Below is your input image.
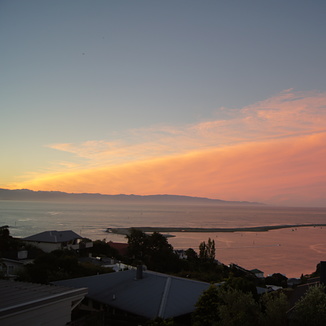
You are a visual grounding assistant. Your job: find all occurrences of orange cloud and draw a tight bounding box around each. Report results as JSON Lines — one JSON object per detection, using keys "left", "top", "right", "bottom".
{"left": 8, "top": 90, "right": 326, "bottom": 206}
{"left": 13, "top": 131, "right": 326, "bottom": 207}
{"left": 46, "top": 90, "right": 326, "bottom": 166}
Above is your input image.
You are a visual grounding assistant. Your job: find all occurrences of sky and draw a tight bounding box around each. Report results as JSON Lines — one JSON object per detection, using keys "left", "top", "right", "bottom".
{"left": 1, "top": 0, "right": 326, "bottom": 207}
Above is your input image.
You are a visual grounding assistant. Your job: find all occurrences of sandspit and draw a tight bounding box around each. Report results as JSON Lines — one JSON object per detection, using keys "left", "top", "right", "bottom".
{"left": 106, "top": 223, "right": 326, "bottom": 236}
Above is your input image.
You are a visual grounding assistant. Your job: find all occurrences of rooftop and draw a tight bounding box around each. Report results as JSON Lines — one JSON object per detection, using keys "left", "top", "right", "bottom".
{"left": 23, "top": 230, "right": 83, "bottom": 243}
{"left": 0, "top": 279, "right": 87, "bottom": 317}
{"left": 54, "top": 269, "right": 210, "bottom": 319}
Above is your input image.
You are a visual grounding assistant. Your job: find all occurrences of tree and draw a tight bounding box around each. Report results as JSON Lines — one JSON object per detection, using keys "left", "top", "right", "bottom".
{"left": 148, "top": 232, "right": 173, "bottom": 254}
{"left": 18, "top": 249, "right": 113, "bottom": 283}
{"left": 126, "top": 228, "right": 149, "bottom": 260}
{"left": 265, "top": 273, "right": 288, "bottom": 288}
{"left": 193, "top": 285, "right": 260, "bottom": 326}
{"left": 224, "top": 276, "right": 257, "bottom": 297}
{"left": 290, "top": 284, "right": 326, "bottom": 326}
{"left": 146, "top": 317, "right": 175, "bottom": 326}
{"left": 199, "top": 238, "right": 215, "bottom": 262}
{"left": 0, "top": 225, "right": 22, "bottom": 253}
{"left": 92, "top": 239, "right": 120, "bottom": 259}
{"left": 259, "top": 291, "right": 289, "bottom": 326}
{"left": 193, "top": 284, "right": 221, "bottom": 326}
{"left": 217, "top": 287, "right": 260, "bottom": 326}
{"left": 185, "top": 248, "right": 198, "bottom": 261}
{"left": 126, "top": 229, "right": 180, "bottom": 272}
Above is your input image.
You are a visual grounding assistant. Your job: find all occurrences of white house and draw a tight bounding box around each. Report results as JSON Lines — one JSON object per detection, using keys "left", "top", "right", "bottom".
{"left": 23, "top": 230, "right": 93, "bottom": 253}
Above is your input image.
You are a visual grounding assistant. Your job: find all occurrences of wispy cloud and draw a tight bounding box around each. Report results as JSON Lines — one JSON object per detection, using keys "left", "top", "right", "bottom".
{"left": 10, "top": 90, "right": 326, "bottom": 206}
{"left": 47, "top": 90, "right": 326, "bottom": 165}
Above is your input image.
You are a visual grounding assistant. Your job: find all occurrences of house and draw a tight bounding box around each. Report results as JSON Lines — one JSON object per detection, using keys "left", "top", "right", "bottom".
{"left": 79, "top": 255, "right": 133, "bottom": 272}
{"left": 250, "top": 268, "right": 264, "bottom": 278}
{"left": 287, "top": 278, "right": 301, "bottom": 287}
{"left": 174, "top": 249, "right": 188, "bottom": 259}
{"left": 107, "top": 241, "right": 129, "bottom": 256}
{"left": 0, "top": 279, "right": 87, "bottom": 326}
{"left": 0, "top": 257, "right": 32, "bottom": 279}
{"left": 53, "top": 267, "right": 211, "bottom": 322}
{"left": 23, "top": 230, "right": 93, "bottom": 253}
{"left": 0, "top": 249, "right": 40, "bottom": 279}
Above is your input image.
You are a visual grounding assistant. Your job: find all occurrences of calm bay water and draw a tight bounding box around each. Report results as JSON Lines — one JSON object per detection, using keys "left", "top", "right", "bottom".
{"left": 1, "top": 200, "right": 326, "bottom": 278}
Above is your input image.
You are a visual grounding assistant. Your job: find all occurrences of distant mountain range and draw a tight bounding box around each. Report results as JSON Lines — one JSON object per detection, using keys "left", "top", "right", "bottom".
{"left": 0, "top": 188, "right": 263, "bottom": 206}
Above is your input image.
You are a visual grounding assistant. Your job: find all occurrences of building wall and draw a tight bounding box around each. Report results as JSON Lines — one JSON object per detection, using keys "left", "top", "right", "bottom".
{"left": 25, "top": 241, "right": 61, "bottom": 253}
{"left": 1, "top": 260, "right": 24, "bottom": 277}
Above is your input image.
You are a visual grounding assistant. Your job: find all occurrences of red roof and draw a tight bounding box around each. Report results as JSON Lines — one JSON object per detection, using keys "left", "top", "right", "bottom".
{"left": 108, "top": 241, "right": 129, "bottom": 256}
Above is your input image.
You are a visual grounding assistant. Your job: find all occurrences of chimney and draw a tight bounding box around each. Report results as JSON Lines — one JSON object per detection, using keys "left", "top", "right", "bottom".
{"left": 320, "top": 261, "right": 326, "bottom": 285}
{"left": 18, "top": 250, "right": 28, "bottom": 260}
{"left": 136, "top": 265, "right": 143, "bottom": 280}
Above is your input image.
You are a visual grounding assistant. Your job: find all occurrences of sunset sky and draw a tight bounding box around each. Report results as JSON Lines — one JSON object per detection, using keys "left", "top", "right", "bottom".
{"left": 1, "top": 1, "right": 326, "bottom": 207}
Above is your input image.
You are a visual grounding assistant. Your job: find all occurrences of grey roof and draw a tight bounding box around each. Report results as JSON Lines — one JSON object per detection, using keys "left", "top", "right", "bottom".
{"left": 54, "top": 269, "right": 210, "bottom": 319}
{"left": 250, "top": 268, "right": 264, "bottom": 274}
{"left": 0, "top": 279, "right": 87, "bottom": 317}
{"left": 23, "top": 230, "right": 83, "bottom": 243}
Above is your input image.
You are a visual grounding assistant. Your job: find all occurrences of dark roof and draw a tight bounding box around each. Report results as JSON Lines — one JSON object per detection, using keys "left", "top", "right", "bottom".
{"left": 250, "top": 269, "right": 264, "bottom": 274}
{"left": 108, "top": 241, "right": 129, "bottom": 256}
{"left": 288, "top": 279, "right": 320, "bottom": 309}
{"left": 23, "top": 230, "right": 83, "bottom": 243}
{"left": 0, "top": 280, "right": 87, "bottom": 317}
{"left": 54, "top": 269, "right": 210, "bottom": 319}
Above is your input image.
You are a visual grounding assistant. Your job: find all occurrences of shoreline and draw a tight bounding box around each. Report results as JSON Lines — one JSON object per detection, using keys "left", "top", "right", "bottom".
{"left": 106, "top": 223, "right": 326, "bottom": 236}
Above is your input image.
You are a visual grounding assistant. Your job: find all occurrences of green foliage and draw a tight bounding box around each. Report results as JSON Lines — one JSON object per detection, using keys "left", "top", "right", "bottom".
{"left": 193, "top": 284, "right": 221, "bottom": 326}
{"left": 0, "top": 226, "right": 23, "bottom": 253}
{"left": 146, "top": 317, "right": 175, "bottom": 326}
{"left": 199, "top": 238, "right": 215, "bottom": 262}
{"left": 185, "top": 248, "right": 198, "bottom": 261}
{"left": 126, "top": 229, "right": 180, "bottom": 272}
{"left": 193, "top": 285, "right": 260, "bottom": 326}
{"left": 265, "top": 273, "right": 288, "bottom": 288}
{"left": 217, "top": 287, "right": 261, "bottom": 326}
{"left": 224, "top": 276, "right": 258, "bottom": 297}
{"left": 290, "top": 284, "right": 326, "bottom": 326}
{"left": 127, "top": 228, "right": 149, "bottom": 260}
{"left": 259, "top": 291, "right": 289, "bottom": 326}
{"left": 18, "top": 249, "right": 113, "bottom": 283}
{"left": 92, "top": 239, "right": 120, "bottom": 258}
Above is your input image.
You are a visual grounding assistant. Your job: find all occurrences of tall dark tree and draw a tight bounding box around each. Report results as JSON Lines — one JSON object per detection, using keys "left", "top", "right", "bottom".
{"left": 126, "top": 229, "right": 179, "bottom": 272}
{"left": 91, "top": 240, "right": 120, "bottom": 259}
{"left": 199, "top": 237, "right": 215, "bottom": 261}
{"left": 126, "top": 228, "right": 149, "bottom": 260}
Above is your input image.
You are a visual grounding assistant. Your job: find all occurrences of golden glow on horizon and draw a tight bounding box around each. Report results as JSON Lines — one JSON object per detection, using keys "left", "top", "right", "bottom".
{"left": 5, "top": 90, "right": 326, "bottom": 206}
{"left": 9, "top": 132, "right": 326, "bottom": 207}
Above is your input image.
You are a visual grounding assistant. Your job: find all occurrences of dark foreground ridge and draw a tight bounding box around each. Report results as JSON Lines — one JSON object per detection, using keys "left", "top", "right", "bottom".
{"left": 107, "top": 223, "right": 326, "bottom": 235}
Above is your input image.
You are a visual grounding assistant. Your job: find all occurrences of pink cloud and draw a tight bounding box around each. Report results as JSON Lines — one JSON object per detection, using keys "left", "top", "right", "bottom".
{"left": 14, "top": 131, "right": 326, "bottom": 207}
{"left": 8, "top": 90, "right": 326, "bottom": 206}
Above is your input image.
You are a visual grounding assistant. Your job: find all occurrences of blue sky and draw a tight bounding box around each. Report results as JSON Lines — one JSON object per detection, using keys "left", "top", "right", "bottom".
{"left": 1, "top": 1, "right": 326, "bottom": 206}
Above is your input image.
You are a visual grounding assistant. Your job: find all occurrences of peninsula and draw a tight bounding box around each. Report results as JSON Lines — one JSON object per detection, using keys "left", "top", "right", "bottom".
{"left": 107, "top": 224, "right": 326, "bottom": 236}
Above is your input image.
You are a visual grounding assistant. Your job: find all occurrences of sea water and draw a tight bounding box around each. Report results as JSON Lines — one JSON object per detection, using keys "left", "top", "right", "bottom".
{"left": 1, "top": 200, "right": 326, "bottom": 278}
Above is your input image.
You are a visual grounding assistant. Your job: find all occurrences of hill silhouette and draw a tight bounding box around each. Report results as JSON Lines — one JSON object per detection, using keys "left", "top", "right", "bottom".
{"left": 0, "top": 188, "right": 263, "bottom": 205}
